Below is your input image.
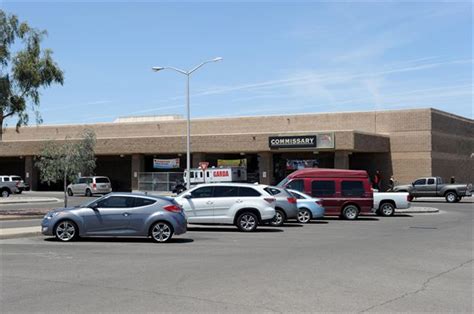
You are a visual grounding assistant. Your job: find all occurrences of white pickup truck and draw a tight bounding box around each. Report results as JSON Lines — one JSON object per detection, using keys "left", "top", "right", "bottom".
{"left": 373, "top": 192, "right": 411, "bottom": 216}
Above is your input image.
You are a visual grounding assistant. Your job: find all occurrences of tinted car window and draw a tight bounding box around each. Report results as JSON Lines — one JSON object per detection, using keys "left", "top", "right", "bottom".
{"left": 427, "top": 178, "right": 435, "bottom": 185}
{"left": 414, "top": 179, "right": 426, "bottom": 185}
{"left": 287, "top": 179, "right": 304, "bottom": 192}
{"left": 134, "top": 197, "right": 156, "bottom": 207}
{"left": 190, "top": 187, "right": 214, "bottom": 198}
{"left": 213, "top": 186, "right": 239, "bottom": 197}
{"left": 77, "top": 178, "right": 86, "bottom": 184}
{"left": 311, "top": 180, "right": 336, "bottom": 196}
{"left": 98, "top": 196, "right": 134, "bottom": 208}
{"left": 341, "top": 181, "right": 365, "bottom": 197}
{"left": 10, "top": 176, "right": 22, "bottom": 181}
{"left": 238, "top": 187, "right": 261, "bottom": 197}
{"left": 3, "top": 177, "right": 10, "bottom": 182}
{"left": 95, "top": 178, "right": 110, "bottom": 183}
{"left": 290, "top": 191, "right": 305, "bottom": 199}
{"left": 264, "top": 187, "right": 282, "bottom": 196}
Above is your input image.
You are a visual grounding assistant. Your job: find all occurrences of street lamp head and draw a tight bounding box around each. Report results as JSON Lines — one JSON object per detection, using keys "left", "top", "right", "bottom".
{"left": 152, "top": 67, "right": 165, "bottom": 72}
{"left": 212, "top": 57, "right": 223, "bottom": 62}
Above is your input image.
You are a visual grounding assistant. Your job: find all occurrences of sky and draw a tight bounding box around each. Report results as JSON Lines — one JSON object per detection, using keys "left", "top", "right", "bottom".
{"left": 2, "top": 0, "right": 473, "bottom": 126}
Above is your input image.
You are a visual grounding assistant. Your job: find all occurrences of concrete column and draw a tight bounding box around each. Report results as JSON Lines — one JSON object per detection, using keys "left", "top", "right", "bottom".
{"left": 192, "top": 153, "right": 206, "bottom": 168}
{"left": 24, "top": 156, "right": 38, "bottom": 191}
{"left": 334, "top": 151, "right": 350, "bottom": 169}
{"left": 131, "top": 154, "right": 145, "bottom": 191}
{"left": 258, "top": 152, "right": 274, "bottom": 185}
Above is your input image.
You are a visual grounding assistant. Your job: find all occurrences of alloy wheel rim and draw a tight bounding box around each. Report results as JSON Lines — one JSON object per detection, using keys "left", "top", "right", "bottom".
{"left": 152, "top": 223, "right": 171, "bottom": 242}
{"left": 298, "top": 210, "right": 310, "bottom": 223}
{"left": 346, "top": 207, "right": 357, "bottom": 219}
{"left": 272, "top": 212, "right": 283, "bottom": 225}
{"left": 1, "top": 191, "right": 8, "bottom": 197}
{"left": 447, "top": 194, "right": 455, "bottom": 202}
{"left": 56, "top": 222, "right": 75, "bottom": 241}
{"left": 382, "top": 204, "right": 393, "bottom": 215}
{"left": 240, "top": 214, "right": 256, "bottom": 230}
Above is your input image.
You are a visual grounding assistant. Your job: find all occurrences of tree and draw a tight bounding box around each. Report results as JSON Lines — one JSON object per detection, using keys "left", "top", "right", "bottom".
{"left": 0, "top": 10, "right": 64, "bottom": 141}
{"left": 35, "top": 129, "right": 96, "bottom": 207}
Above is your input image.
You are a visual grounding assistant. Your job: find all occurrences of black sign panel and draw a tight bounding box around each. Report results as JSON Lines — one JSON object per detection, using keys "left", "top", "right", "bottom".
{"left": 269, "top": 135, "right": 317, "bottom": 149}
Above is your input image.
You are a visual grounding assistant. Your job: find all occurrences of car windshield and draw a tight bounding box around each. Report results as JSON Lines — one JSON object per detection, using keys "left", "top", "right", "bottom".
{"left": 276, "top": 177, "right": 289, "bottom": 187}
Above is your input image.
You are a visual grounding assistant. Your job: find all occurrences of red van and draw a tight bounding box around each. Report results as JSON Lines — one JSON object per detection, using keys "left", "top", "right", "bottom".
{"left": 277, "top": 168, "right": 373, "bottom": 220}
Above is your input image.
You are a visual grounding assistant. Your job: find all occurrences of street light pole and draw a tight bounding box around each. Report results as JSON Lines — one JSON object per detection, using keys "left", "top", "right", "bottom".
{"left": 152, "top": 57, "right": 222, "bottom": 190}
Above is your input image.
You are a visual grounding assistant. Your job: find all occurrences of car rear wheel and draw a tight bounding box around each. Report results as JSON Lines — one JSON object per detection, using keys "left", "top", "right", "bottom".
{"left": 54, "top": 220, "right": 79, "bottom": 242}
{"left": 297, "top": 208, "right": 312, "bottom": 223}
{"left": 85, "top": 189, "right": 92, "bottom": 197}
{"left": 1, "top": 189, "right": 10, "bottom": 198}
{"left": 150, "top": 221, "right": 173, "bottom": 243}
{"left": 236, "top": 212, "right": 258, "bottom": 232}
{"left": 270, "top": 209, "right": 286, "bottom": 227}
{"left": 67, "top": 189, "right": 73, "bottom": 196}
{"left": 341, "top": 205, "right": 359, "bottom": 220}
{"left": 379, "top": 202, "right": 395, "bottom": 217}
{"left": 445, "top": 192, "right": 458, "bottom": 203}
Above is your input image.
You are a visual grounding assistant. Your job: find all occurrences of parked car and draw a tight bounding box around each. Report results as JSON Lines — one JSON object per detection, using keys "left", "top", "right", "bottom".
{"left": 277, "top": 168, "right": 373, "bottom": 220}
{"left": 0, "top": 176, "right": 20, "bottom": 197}
{"left": 174, "top": 183, "right": 276, "bottom": 232}
{"left": 393, "top": 177, "right": 472, "bottom": 203}
{"left": 8, "top": 175, "right": 28, "bottom": 193}
{"left": 67, "top": 176, "right": 112, "bottom": 196}
{"left": 262, "top": 186, "right": 298, "bottom": 226}
{"left": 373, "top": 192, "right": 411, "bottom": 216}
{"left": 41, "top": 192, "right": 186, "bottom": 243}
{"left": 288, "top": 189, "right": 325, "bottom": 223}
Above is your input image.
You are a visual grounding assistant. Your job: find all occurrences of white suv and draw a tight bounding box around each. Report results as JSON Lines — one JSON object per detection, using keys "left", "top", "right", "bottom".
{"left": 175, "top": 183, "right": 276, "bottom": 232}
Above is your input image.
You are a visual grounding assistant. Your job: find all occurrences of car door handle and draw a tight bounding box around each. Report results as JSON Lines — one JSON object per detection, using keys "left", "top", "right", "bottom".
{"left": 123, "top": 212, "right": 130, "bottom": 217}
{"left": 206, "top": 201, "right": 214, "bottom": 205}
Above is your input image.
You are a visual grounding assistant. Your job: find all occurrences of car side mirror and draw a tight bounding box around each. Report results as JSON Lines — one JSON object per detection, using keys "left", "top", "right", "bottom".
{"left": 89, "top": 204, "right": 99, "bottom": 210}
{"left": 183, "top": 194, "right": 192, "bottom": 199}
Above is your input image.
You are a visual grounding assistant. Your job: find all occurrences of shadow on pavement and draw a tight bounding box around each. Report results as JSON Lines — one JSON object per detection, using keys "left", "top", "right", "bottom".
{"left": 320, "top": 217, "right": 380, "bottom": 221}
{"left": 44, "top": 237, "right": 194, "bottom": 244}
{"left": 187, "top": 227, "right": 283, "bottom": 233}
{"left": 305, "top": 220, "right": 329, "bottom": 224}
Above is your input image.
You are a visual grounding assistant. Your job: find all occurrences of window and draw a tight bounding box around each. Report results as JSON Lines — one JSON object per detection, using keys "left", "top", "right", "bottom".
{"left": 190, "top": 187, "right": 213, "bottom": 198}
{"left": 341, "top": 181, "right": 365, "bottom": 197}
{"left": 238, "top": 187, "right": 261, "bottom": 197}
{"left": 311, "top": 181, "right": 336, "bottom": 196}
{"left": 413, "top": 179, "right": 426, "bottom": 185}
{"left": 290, "top": 191, "right": 305, "bottom": 199}
{"left": 287, "top": 179, "right": 304, "bottom": 192}
{"left": 10, "top": 176, "right": 22, "bottom": 181}
{"left": 264, "top": 187, "right": 282, "bottom": 196}
{"left": 427, "top": 178, "right": 435, "bottom": 185}
{"left": 213, "top": 186, "right": 239, "bottom": 197}
{"left": 98, "top": 196, "right": 134, "bottom": 208}
{"left": 78, "top": 178, "right": 86, "bottom": 184}
{"left": 134, "top": 198, "right": 156, "bottom": 207}
{"left": 95, "top": 178, "right": 110, "bottom": 183}
{"left": 3, "top": 177, "right": 10, "bottom": 182}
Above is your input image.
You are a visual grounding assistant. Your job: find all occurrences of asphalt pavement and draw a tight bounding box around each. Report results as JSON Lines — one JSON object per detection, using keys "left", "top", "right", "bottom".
{"left": 1, "top": 201, "right": 472, "bottom": 313}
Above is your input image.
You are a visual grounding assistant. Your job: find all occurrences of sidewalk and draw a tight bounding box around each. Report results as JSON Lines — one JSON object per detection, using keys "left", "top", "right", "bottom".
{"left": 0, "top": 196, "right": 60, "bottom": 205}
{"left": 396, "top": 206, "right": 439, "bottom": 213}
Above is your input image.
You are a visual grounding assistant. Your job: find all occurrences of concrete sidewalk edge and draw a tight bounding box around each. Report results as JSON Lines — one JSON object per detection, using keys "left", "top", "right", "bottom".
{"left": 396, "top": 207, "right": 439, "bottom": 213}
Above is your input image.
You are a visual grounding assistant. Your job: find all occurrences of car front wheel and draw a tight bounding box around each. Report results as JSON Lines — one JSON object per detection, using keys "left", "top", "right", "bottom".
{"left": 341, "top": 205, "right": 359, "bottom": 220}
{"left": 54, "top": 220, "right": 79, "bottom": 242}
{"left": 236, "top": 212, "right": 258, "bottom": 232}
{"left": 85, "top": 189, "right": 92, "bottom": 197}
{"left": 1, "top": 189, "right": 10, "bottom": 198}
{"left": 297, "top": 208, "right": 312, "bottom": 223}
{"left": 270, "top": 209, "right": 286, "bottom": 227}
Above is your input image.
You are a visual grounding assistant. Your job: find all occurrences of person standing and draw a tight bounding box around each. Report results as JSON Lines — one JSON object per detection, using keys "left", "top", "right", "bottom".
{"left": 389, "top": 175, "right": 395, "bottom": 191}
{"left": 373, "top": 170, "right": 381, "bottom": 191}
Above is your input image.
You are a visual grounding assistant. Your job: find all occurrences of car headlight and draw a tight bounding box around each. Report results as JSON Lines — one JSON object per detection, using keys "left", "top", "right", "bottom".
{"left": 44, "top": 212, "right": 60, "bottom": 220}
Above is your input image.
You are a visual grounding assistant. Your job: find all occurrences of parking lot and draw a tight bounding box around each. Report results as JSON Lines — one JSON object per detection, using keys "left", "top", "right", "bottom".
{"left": 1, "top": 200, "right": 472, "bottom": 313}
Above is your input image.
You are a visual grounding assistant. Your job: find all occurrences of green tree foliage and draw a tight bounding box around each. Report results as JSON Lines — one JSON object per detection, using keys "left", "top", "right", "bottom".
{"left": 0, "top": 10, "right": 64, "bottom": 140}
{"left": 36, "top": 130, "right": 96, "bottom": 207}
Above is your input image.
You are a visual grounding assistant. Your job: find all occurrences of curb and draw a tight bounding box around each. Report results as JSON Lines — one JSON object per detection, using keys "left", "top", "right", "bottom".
{"left": 0, "top": 231, "right": 42, "bottom": 240}
{"left": 0, "top": 198, "right": 60, "bottom": 205}
{"left": 396, "top": 207, "right": 439, "bottom": 214}
{"left": 0, "top": 215, "right": 44, "bottom": 221}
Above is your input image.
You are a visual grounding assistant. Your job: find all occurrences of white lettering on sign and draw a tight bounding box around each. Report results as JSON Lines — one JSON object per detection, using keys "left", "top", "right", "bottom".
{"left": 269, "top": 136, "right": 317, "bottom": 148}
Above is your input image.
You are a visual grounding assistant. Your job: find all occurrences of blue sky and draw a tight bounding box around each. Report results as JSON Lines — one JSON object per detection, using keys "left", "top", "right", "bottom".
{"left": 2, "top": 0, "right": 473, "bottom": 125}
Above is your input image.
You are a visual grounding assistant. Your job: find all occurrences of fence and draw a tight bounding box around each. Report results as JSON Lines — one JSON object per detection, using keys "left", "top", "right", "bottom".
{"left": 137, "top": 172, "right": 184, "bottom": 192}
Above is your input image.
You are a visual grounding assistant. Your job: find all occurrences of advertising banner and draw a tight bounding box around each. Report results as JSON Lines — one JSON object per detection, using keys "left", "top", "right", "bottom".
{"left": 153, "top": 158, "right": 180, "bottom": 169}
{"left": 217, "top": 159, "right": 247, "bottom": 167}
{"left": 286, "top": 159, "right": 319, "bottom": 170}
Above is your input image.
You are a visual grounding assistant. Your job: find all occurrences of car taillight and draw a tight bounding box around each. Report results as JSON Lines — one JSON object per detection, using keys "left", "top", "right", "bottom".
{"left": 15, "top": 181, "right": 20, "bottom": 187}
{"left": 287, "top": 197, "right": 297, "bottom": 204}
{"left": 407, "top": 195, "right": 412, "bottom": 202}
{"left": 93, "top": 183, "right": 97, "bottom": 189}
{"left": 164, "top": 204, "right": 182, "bottom": 213}
{"left": 315, "top": 201, "right": 322, "bottom": 206}
{"left": 264, "top": 197, "right": 275, "bottom": 203}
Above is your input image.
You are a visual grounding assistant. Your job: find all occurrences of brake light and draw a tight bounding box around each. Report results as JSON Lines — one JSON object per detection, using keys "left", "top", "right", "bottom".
{"left": 163, "top": 204, "right": 182, "bottom": 213}
{"left": 93, "top": 183, "right": 97, "bottom": 190}
{"left": 287, "top": 197, "right": 297, "bottom": 204}
{"left": 264, "top": 197, "right": 275, "bottom": 203}
{"left": 407, "top": 195, "right": 412, "bottom": 202}
{"left": 15, "top": 181, "right": 20, "bottom": 187}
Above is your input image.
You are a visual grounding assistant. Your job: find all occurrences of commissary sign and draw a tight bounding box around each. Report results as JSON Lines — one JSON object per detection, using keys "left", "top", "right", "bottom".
{"left": 269, "top": 135, "right": 317, "bottom": 149}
